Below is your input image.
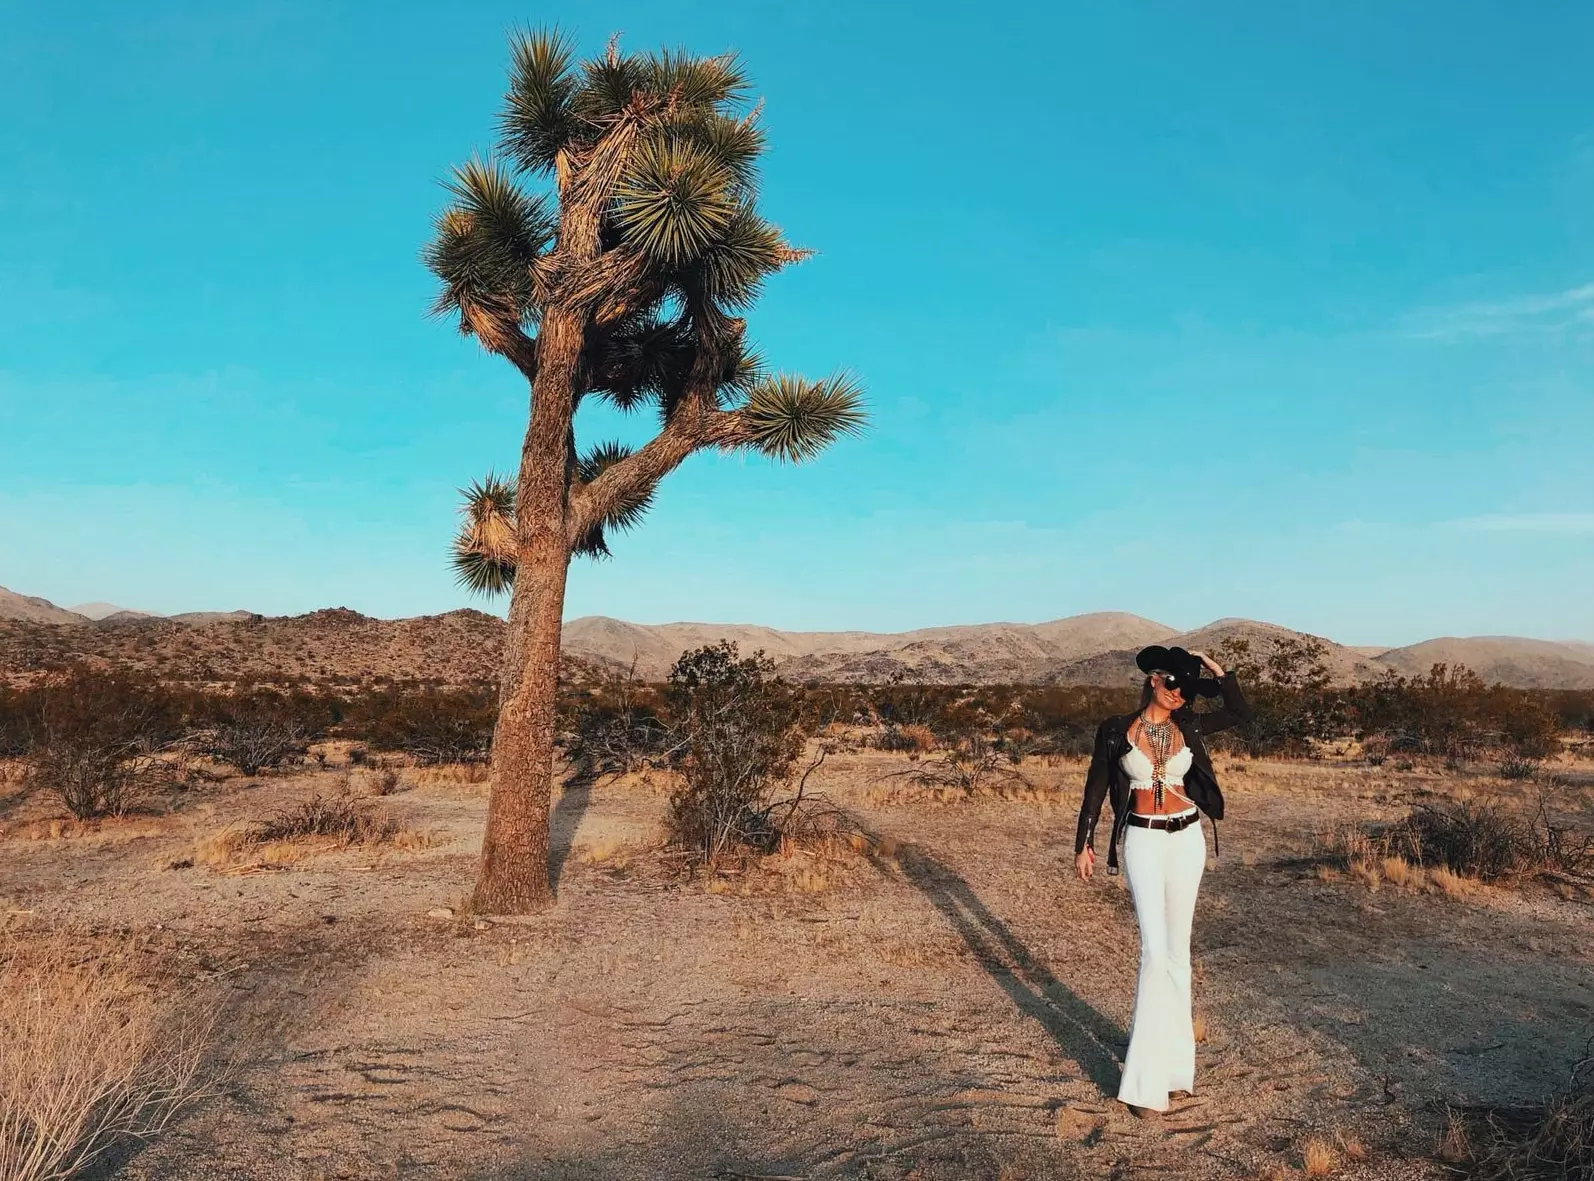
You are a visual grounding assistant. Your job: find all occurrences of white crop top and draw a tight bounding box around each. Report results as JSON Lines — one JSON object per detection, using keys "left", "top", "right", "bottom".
{"left": 1119, "top": 743, "right": 1193, "bottom": 789}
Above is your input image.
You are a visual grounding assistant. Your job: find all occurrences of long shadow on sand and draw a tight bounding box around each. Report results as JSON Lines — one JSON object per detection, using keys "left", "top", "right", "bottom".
{"left": 548, "top": 764, "right": 598, "bottom": 894}
{"left": 890, "top": 844, "right": 1126, "bottom": 1096}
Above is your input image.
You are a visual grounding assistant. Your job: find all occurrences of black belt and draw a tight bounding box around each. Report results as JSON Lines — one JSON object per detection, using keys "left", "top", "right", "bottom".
{"left": 1127, "top": 811, "right": 1200, "bottom": 833}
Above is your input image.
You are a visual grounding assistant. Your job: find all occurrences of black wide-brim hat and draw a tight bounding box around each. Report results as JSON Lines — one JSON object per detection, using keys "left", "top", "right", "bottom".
{"left": 1135, "top": 645, "right": 1223, "bottom": 699}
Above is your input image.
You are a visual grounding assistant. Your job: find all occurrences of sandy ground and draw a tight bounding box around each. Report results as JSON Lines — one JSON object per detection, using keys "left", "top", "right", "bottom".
{"left": 2, "top": 749, "right": 1592, "bottom": 1181}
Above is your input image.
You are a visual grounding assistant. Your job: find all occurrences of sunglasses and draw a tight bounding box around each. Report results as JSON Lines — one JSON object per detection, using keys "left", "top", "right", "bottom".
{"left": 1150, "top": 670, "right": 1188, "bottom": 693}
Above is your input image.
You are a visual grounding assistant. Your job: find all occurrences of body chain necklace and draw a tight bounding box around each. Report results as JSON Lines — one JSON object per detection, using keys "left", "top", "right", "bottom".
{"left": 1137, "top": 716, "right": 1177, "bottom": 809}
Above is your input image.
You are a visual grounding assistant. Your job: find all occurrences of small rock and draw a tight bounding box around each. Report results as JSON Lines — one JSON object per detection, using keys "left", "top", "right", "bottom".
{"left": 473, "top": 919, "right": 490, "bottom": 931}
{"left": 775, "top": 1081, "right": 821, "bottom": 1106}
{"left": 1055, "top": 1106, "right": 1106, "bottom": 1141}
{"left": 426, "top": 907, "right": 454, "bottom": 920}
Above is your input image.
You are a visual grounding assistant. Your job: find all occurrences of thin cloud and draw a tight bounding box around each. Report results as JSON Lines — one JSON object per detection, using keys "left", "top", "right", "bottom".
{"left": 1440, "top": 512, "right": 1594, "bottom": 536}
{"left": 1404, "top": 283, "right": 1594, "bottom": 340}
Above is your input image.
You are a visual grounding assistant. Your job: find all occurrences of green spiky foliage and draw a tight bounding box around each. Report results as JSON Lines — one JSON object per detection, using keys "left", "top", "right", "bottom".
{"left": 450, "top": 473, "right": 518, "bottom": 595}
{"left": 427, "top": 28, "right": 866, "bottom": 595}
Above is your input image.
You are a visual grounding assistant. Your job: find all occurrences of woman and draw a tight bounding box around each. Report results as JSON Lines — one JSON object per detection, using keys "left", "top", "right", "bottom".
{"left": 1074, "top": 644, "right": 1251, "bottom": 1118}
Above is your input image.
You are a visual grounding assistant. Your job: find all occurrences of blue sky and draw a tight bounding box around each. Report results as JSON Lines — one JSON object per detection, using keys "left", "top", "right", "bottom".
{"left": 2, "top": 0, "right": 1591, "bottom": 646}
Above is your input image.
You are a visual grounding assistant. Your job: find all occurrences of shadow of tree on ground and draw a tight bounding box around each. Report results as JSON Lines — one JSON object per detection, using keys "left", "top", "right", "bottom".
{"left": 888, "top": 843, "right": 1126, "bottom": 1097}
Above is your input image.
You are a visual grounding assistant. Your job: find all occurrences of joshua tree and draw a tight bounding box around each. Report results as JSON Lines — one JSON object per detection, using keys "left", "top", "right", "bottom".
{"left": 426, "top": 30, "right": 865, "bottom": 913}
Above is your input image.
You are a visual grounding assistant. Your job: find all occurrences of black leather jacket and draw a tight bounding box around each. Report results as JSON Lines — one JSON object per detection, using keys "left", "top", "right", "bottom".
{"left": 1074, "top": 673, "right": 1252, "bottom": 873}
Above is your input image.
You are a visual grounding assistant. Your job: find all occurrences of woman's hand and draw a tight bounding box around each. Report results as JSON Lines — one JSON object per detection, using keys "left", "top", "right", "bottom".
{"left": 1075, "top": 847, "right": 1095, "bottom": 881}
{"left": 1190, "top": 650, "right": 1226, "bottom": 678}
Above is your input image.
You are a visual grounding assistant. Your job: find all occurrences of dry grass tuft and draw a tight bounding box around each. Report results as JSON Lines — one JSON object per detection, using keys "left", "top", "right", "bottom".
{"left": 1381, "top": 855, "right": 1425, "bottom": 890}
{"left": 575, "top": 836, "right": 634, "bottom": 867}
{"left": 1301, "top": 1136, "right": 1337, "bottom": 1176}
{"left": 193, "top": 824, "right": 257, "bottom": 867}
{"left": 1430, "top": 866, "right": 1477, "bottom": 898}
{"left": 409, "top": 762, "right": 490, "bottom": 791}
{"left": 194, "top": 792, "right": 426, "bottom": 867}
{"left": 1193, "top": 1013, "right": 1208, "bottom": 1044}
{"left": 370, "top": 768, "right": 402, "bottom": 796}
{"left": 0, "top": 940, "right": 209, "bottom": 1181}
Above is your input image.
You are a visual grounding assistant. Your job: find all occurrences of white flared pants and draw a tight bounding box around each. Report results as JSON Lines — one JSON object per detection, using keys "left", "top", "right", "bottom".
{"left": 1117, "top": 811, "right": 1206, "bottom": 1111}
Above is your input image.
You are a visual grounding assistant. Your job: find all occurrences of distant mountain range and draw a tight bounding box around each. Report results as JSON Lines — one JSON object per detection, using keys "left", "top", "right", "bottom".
{"left": 2, "top": 585, "right": 1592, "bottom": 689}
{"left": 560, "top": 614, "right": 1594, "bottom": 689}
{"left": 0, "top": 588, "right": 256, "bottom": 629}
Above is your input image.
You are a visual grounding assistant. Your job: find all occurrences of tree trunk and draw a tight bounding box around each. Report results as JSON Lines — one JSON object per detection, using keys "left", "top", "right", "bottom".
{"left": 471, "top": 306, "right": 582, "bottom": 915}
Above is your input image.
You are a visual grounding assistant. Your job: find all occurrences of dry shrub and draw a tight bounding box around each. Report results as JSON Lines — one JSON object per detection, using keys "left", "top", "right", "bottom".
{"left": 1437, "top": 1108, "right": 1473, "bottom": 1165}
{"left": 1498, "top": 752, "right": 1542, "bottom": 782}
{"left": 1382, "top": 855, "right": 1425, "bottom": 891}
{"left": 344, "top": 686, "right": 494, "bottom": 765}
{"left": 0, "top": 941, "right": 208, "bottom": 1181}
{"left": 256, "top": 792, "right": 398, "bottom": 845}
{"left": 1302, "top": 1136, "right": 1337, "bottom": 1176}
{"left": 410, "top": 761, "right": 490, "bottom": 789}
{"left": 874, "top": 724, "right": 936, "bottom": 754}
{"left": 200, "top": 717, "right": 308, "bottom": 777}
{"left": 196, "top": 793, "right": 417, "bottom": 866}
{"left": 23, "top": 740, "right": 172, "bottom": 821}
{"left": 193, "top": 824, "right": 258, "bottom": 867}
{"left": 1443, "top": 1049, "right": 1594, "bottom": 1180}
{"left": 892, "top": 733, "right": 1029, "bottom": 795}
{"left": 662, "top": 643, "right": 815, "bottom": 865}
{"left": 1388, "top": 801, "right": 1530, "bottom": 881}
{"left": 1336, "top": 793, "right": 1593, "bottom": 891}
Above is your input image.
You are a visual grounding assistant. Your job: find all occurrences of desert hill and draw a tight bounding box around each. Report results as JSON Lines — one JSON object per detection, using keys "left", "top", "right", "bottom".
{"left": 68, "top": 601, "right": 155, "bottom": 621}
{"left": 570, "top": 611, "right": 1178, "bottom": 684}
{"left": 0, "top": 601, "right": 505, "bottom": 686}
{"left": 1034, "top": 618, "right": 1392, "bottom": 688}
{"left": 2, "top": 585, "right": 1591, "bottom": 688}
{"left": 0, "top": 587, "right": 90, "bottom": 626}
{"left": 1375, "top": 635, "right": 1594, "bottom": 690}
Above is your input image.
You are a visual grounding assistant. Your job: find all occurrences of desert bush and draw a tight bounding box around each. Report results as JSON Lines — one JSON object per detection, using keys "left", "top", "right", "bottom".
{"left": 255, "top": 792, "right": 399, "bottom": 846}
{"left": 7, "top": 669, "right": 201, "bottom": 816}
{"left": 1548, "top": 690, "right": 1594, "bottom": 736}
{"left": 1343, "top": 793, "right": 1592, "bottom": 886}
{"left": 1384, "top": 800, "right": 1531, "bottom": 882}
{"left": 1213, "top": 636, "right": 1344, "bottom": 756}
{"left": 900, "top": 732, "right": 1030, "bottom": 795}
{"left": 1348, "top": 664, "right": 1566, "bottom": 767}
{"left": 12, "top": 669, "right": 186, "bottom": 755}
{"left": 201, "top": 717, "right": 308, "bottom": 776}
{"left": 344, "top": 687, "right": 494, "bottom": 765}
{"left": 1442, "top": 1043, "right": 1594, "bottom": 1181}
{"left": 22, "top": 739, "right": 170, "bottom": 820}
{"left": 1498, "top": 752, "right": 1542, "bottom": 781}
{"left": 562, "top": 672, "right": 673, "bottom": 774}
{"left": 1528, "top": 788, "right": 1594, "bottom": 879}
{"left": 0, "top": 686, "right": 26, "bottom": 759}
{"left": 870, "top": 674, "right": 951, "bottom": 729}
{"left": 0, "top": 940, "right": 208, "bottom": 1181}
{"left": 873, "top": 724, "right": 935, "bottom": 753}
{"left": 663, "top": 643, "right": 811, "bottom": 864}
